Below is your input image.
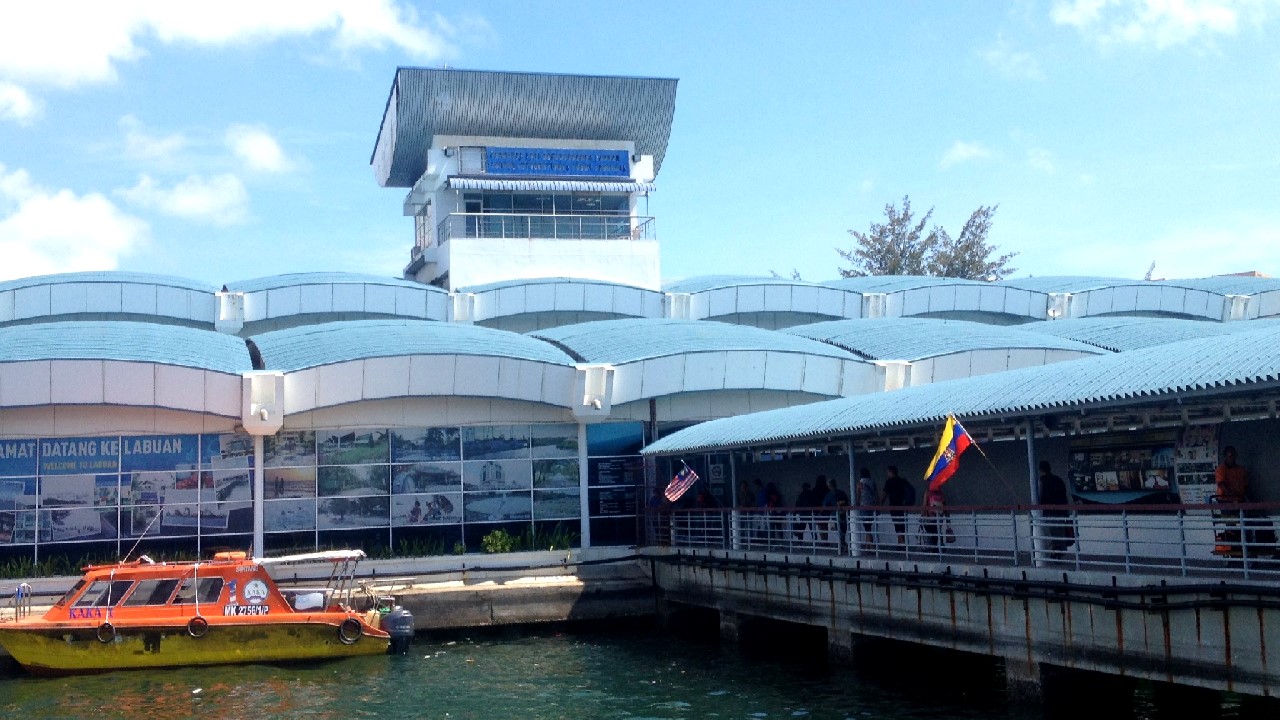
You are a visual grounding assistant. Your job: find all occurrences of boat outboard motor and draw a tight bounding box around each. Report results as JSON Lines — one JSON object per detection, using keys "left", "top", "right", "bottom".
{"left": 384, "top": 605, "right": 415, "bottom": 655}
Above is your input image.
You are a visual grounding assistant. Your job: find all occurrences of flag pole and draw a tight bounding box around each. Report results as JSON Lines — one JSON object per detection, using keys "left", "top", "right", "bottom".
{"left": 963, "top": 428, "right": 1022, "bottom": 501}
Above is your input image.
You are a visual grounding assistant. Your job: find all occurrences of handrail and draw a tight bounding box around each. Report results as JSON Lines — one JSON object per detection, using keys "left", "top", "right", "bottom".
{"left": 646, "top": 502, "right": 1280, "bottom": 582}
{"left": 436, "top": 212, "right": 655, "bottom": 243}
{"left": 5, "top": 582, "right": 32, "bottom": 621}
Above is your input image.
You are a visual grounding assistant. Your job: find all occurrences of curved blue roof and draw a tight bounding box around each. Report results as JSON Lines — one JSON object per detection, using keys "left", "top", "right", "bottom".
{"left": 226, "top": 272, "right": 445, "bottom": 294}
{"left": 994, "top": 276, "right": 1134, "bottom": 293}
{"left": 822, "top": 275, "right": 987, "bottom": 293}
{"left": 530, "top": 319, "right": 864, "bottom": 365}
{"left": 251, "top": 319, "right": 575, "bottom": 371}
{"left": 1013, "top": 316, "right": 1237, "bottom": 352}
{"left": 662, "top": 275, "right": 828, "bottom": 293}
{"left": 1152, "top": 276, "right": 1280, "bottom": 295}
{"left": 458, "top": 276, "right": 658, "bottom": 294}
{"left": 643, "top": 323, "right": 1280, "bottom": 454}
{"left": 0, "top": 271, "right": 216, "bottom": 293}
{"left": 0, "top": 321, "right": 251, "bottom": 374}
{"left": 787, "top": 318, "right": 1105, "bottom": 361}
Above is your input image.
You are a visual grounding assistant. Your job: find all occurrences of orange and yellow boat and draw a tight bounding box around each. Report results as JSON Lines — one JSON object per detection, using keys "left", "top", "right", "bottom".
{"left": 0, "top": 550, "right": 393, "bottom": 675}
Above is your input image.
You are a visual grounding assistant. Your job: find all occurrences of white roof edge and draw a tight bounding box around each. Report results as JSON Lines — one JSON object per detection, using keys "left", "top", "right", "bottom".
{"left": 256, "top": 550, "right": 367, "bottom": 565}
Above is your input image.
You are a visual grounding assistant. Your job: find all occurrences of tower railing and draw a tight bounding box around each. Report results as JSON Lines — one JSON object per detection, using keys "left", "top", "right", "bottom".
{"left": 437, "top": 213, "right": 655, "bottom": 243}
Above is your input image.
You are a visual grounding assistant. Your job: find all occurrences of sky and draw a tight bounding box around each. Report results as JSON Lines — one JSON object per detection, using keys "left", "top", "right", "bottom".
{"left": 1, "top": 0, "right": 1278, "bottom": 288}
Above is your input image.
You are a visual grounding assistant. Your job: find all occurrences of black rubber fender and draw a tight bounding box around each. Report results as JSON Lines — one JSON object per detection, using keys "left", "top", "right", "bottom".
{"left": 96, "top": 622, "right": 116, "bottom": 643}
{"left": 338, "top": 617, "right": 362, "bottom": 645}
{"left": 187, "top": 616, "right": 209, "bottom": 638}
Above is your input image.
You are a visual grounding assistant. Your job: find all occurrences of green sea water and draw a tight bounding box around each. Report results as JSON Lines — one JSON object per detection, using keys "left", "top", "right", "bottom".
{"left": 0, "top": 626, "right": 1256, "bottom": 720}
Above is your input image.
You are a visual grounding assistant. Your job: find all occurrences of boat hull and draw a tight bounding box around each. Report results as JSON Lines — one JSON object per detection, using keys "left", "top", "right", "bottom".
{"left": 0, "top": 618, "right": 389, "bottom": 675}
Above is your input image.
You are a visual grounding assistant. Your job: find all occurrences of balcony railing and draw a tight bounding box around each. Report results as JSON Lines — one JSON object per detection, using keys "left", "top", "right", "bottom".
{"left": 437, "top": 213, "right": 655, "bottom": 243}
{"left": 646, "top": 502, "right": 1280, "bottom": 582}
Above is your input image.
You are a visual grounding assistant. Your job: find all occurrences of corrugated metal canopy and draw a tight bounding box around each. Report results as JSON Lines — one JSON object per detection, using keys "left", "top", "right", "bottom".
{"left": 252, "top": 319, "right": 575, "bottom": 371}
{"left": 457, "top": 276, "right": 658, "bottom": 294}
{"left": 995, "top": 276, "right": 1134, "bottom": 294}
{"left": 0, "top": 321, "right": 251, "bottom": 374}
{"left": 448, "top": 178, "right": 656, "bottom": 193}
{"left": 530, "top": 318, "right": 866, "bottom": 365}
{"left": 642, "top": 322, "right": 1280, "bottom": 455}
{"left": 1012, "top": 316, "right": 1238, "bottom": 352}
{"left": 374, "top": 67, "right": 678, "bottom": 188}
{"left": 1152, "top": 276, "right": 1280, "bottom": 295}
{"left": 787, "top": 318, "right": 1107, "bottom": 361}
{"left": 226, "top": 273, "right": 446, "bottom": 295}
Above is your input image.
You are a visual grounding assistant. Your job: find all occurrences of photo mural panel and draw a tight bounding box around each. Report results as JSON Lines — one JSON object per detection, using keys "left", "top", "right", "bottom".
{"left": 462, "top": 425, "right": 530, "bottom": 461}
{"left": 265, "top": 498, "right": 317, "bottom": 532}
{"left": 533, "top": 488, "right": 580, "bottom": 520}
{"left": 530, "top": 424, "right": 577, "bottom": 458}
{"left": 264, "top": 431, "right": 317, "bottom": 467}
{"left": 202, "top": 501, "right": 253, "bottom": 534}
{"left": 464, "top": 490, "right": 533, "bottom": 523}
{"left": 0, "top": 479, "right": 35, "bottom": 544}
{"left": 318, "top": 428, "right": 390, "bottom": 466}
{"left": 265, "top": 466, "right": 317, "bottom": 500}
{"left": 586, "top": 422, "right": 645, "bottom": 457}
{"left": 318, "top": 465, "right": 390, "bottom": 497}
{"left": 392, "top": 492, "right": 461, "bottom": 526}
{"left": 39, "top": 507, "right": 118, "bottom": 543}
{"left": 201, "top": 433, "right": 254, "bottom": 470}
{"left": 533, "top": 459, "right": 579, "bottom": 489}
{"left": 392, "top": 462, "right": 462, "bottom": 495}
{"left": 391, "top": 427, "right": 461, "bottom": 463}
{"left": 463, "top": 459, "right": 533, "bottom": 492}
{"left": 318, "top": 496, "right": 390, "bottom": 530}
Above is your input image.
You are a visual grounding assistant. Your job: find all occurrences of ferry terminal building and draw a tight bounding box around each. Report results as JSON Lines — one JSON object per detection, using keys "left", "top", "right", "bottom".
{"left": 1, "top": 67, "right": 1279, "bottom": 567}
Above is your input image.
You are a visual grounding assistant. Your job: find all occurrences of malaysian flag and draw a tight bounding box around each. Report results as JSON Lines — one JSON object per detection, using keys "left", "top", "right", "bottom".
{"left": 664, "top": 463, "right": 699, "bottom": 502}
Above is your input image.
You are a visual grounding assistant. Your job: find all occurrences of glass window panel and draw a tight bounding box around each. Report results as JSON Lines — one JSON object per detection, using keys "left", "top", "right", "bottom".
{"left": 201, "top": 468, "right": 252, "bottom": 504}
{"left": 463, "top": 459, "right": 532, "bottom": 492}
{"left": 571, "top": 195, "right": 602, "bottom": 213}
{"left": 589, "top": 486, "right": 640, "bottom": 517}
{"left": 158, "top": 503, "right": 201, "bottom": 533}
{"left": 392, "top": 462, "right": 461, "bottom": 494}
{"left": 318, "top": 496, "right": 390, "bottom": 530}
{"left": 534, "top": 459, "right": 579, "bottom": 489}
{"left": 39, "top": 508, "right": 118, "bottom": 542}
{"left": 588, "top": 456, "right": 645, "bottom": 486}
{"left": 393, "top": 493, "right": 461, "bottom": 526}
{"left": 74, "top": 580, "right": 135, "bottom": 607}
{"left": 533, "top": 489, "right": 580, "bottom": 520}
{"left": 462, "top": 425, "right": 530, "bottom": 460}
{"left": 587, "top": 423, "right": 646, "bottom": 456}
{"left": 600, "top": 195, "right": 627, "bottom": 213}
{"left": 39, "top": 474, "right": 100, "bottom": 507}
{"left": 265, "top": 498, "right": 316, "bottom": 532}
{"left": 201, "top": 433, "right": 254, "bottom": 470}
{"left": 265, "top": 466, "right": 317, "bottom": 500}
{"left": 173, "top": 577, "right": 223, "bottom": 605}
{"left": 391, "top": 427, "right": 461, "bottom": 463}
{"left": 318, "top": 465, "right": 389, "bottom": 497}
{"left": 264, "top": 431, "right": 317, "bottom": 467}
{"left": 483, "top": 193, "right": 513, "bottom": 211}
{"left": 122, "top": 578, "right": 179, "bottom": 606}
{"left": 464, "top": 491, "right": 532, "bottom": 523}
{"left": 203, "top": 501, "right": 253, "bottom": 534}
{"left": 530, "top": 425, "right": 577, "bottom": 458}
{"left": 318, "top": 429, "right": 390, "bottom": 466}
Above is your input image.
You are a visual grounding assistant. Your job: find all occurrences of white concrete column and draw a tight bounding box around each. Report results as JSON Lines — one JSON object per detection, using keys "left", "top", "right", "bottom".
{"left": 578, "top": 422, "right": 591, "bottom": 549}
{"left": 253, "top": 434, "right": 265, "bottom": 558}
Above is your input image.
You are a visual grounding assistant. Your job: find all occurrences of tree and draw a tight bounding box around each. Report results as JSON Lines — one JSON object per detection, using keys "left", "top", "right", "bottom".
{"left": 838, "top": 197, "right": 1017, "bottom": 280}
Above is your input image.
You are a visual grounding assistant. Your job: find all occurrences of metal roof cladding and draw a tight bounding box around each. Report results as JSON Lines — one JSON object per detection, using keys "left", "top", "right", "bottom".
{"left": 529, "top": 318, "right": 868, "bottom": 365}
{"left": 1011, "top": 316, "right": 1241, "bottom": 352}
{"left": 225, "top": 272, "right": 447, "bottom": 294}
{"left": 0, "top": 271, "right": 217, "bottom": 293}
{"left": 456, "top": 276, "right": 658, "bottom": 294}
{"left": 1151, "top": 276, "right": 1280, "bottom": 295}
{"left": 785, "top": 318, "right": 1107, "bottom": 361}
{"left": 661, "top": 275, "right": 830, "bottom": 293}
{"left": 250, "top": 319, "right": 576, "bottom": 372}
{"left": 372, "top": 67, "right": 679, "bottom": 188}
{"left": 994, "top": 276, "right": 1135, "bottom": 293}
{"left": 642, "top": 321, "right": 1280, "bottom": 455}
{"left": 0, "top": 321, "right": 252, "bottom": 374}
{"left": 822, "top": 275, "right": 992, "bottom": 293}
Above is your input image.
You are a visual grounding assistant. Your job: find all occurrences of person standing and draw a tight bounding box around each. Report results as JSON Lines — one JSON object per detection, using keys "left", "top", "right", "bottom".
{"left": 1038, "top": 461, "right": 1073, "bottom": 559}
{"left": 855, "top": 468, "right": 878, "bottom": 546}
{"left": 1214, "top": 446, "right": 1249, "bottom": 556}
{"left": 882, "top": 466, "right": 915, "bottom": 547}
{"left": 921, "top": 483, "right": 947, "bottom": 548}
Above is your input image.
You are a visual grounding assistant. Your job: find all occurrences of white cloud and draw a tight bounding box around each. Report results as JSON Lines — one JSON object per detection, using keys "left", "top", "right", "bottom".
{"left": 0, "top": 81, "right": 39, "bottom": 124}
{"left": 940, "top": 141, "right": 993, "bottom": 169}
{"left": 1049, "top": 220, "right": 1279, "bottom": 278}
{"left": 0, "top": 1, "right": 453, "bottom": 88}
{"left": 1050, "top": 0, "right": 1263, "bottom": 48}
{"left": 225, "top": 124, "right": 290, "bottom": 173}
{"left": 117, "top": 173, "right": 249, "bottom": 225}
{"left": 1028, "top": 148, "right": 1057, "bottom": 173}
{"left": 0, "top": 164, "right": 149, "bottom": 280}
{"left": 120, "top": 115, "right": 187, "bottom": 163}
{"left": 980, "top": 37, "right": 1045, "bottom": 80}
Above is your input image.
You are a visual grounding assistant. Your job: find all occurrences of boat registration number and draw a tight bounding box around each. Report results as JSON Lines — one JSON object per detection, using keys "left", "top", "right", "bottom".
{"left": 224, "top": 604, "right": 270, "bottom": 616}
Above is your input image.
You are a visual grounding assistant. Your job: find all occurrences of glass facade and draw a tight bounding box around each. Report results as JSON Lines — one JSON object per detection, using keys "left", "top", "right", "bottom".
{"left": 0, "top": 422, "right": 647, "bottom": 565}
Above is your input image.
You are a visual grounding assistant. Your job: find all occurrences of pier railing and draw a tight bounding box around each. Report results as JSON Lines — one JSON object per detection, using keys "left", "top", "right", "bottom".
{"left": 647, "top": 502, "right": 1280, "bottom": 581}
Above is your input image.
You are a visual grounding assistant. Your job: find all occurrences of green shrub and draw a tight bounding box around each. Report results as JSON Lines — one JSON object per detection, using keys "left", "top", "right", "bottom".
{"left": 481, "top": 529, "right": 516, "bottom": 553}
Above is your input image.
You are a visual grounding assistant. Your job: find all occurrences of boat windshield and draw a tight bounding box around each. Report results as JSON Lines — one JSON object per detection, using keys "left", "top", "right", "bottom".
{"left": 172, "top": 576, "right": 223, "bottom": 605}
{"left": 73, "top": 579, "right": 136, "bottom": 608}
{"left": 53, "top": 579, "right": 87, "bottom": 608}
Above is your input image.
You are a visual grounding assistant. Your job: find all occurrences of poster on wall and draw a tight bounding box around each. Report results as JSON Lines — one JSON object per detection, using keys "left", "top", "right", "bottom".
{"left": 463, "top": 459, "right": 532, "bottom": 492}
{"left": 1174, "top": 425, "right": 1220, "bottom": 505}
{"left": 589, "top": 486, "right": 639, "bottom": 517}
{"left": 264, "top": 466, "right": 317, "bottom": 500}
{"left": 533, "top": 459, "right": 579, "bottom": 489}
{"left": 533, "top": 489, "right": 580, "bottom": 520}
{"left": 264, "top": 498, "right": 317, "bottom": 532}
{"left": 0, "top": 439, "right": 38, "bottom": 478}
{"left": 121, "top": 434, "right": 199, "bottom": 473}
{"left": 464, "top": 491, "right": 532, "bottom": 522}
{"left": 39, "top": 507, "right": 117, "bottom": 542}
{"left": 317, "top": 496, "right": 390, "bottom": 529}
{"left": 201, "top": 433, "right": 254, "bottom": 470}
{"left": 1067, "top": 430, "right": 1178, "bottom": 502}
{"left": 391, "top": 428, "right": 461, "bottom": 463}
{"left": 39, "top": 436, "right": 121, "bottom": 475}
{"left": 319, "top": 429, "right": 389, "bottom": 466}
{"left": 530, "top": 425, "right": 577, "bottom": 458}
{"left": 318, "top": 465, "right": 389, "bottom": 497}
{"left": 589, "top": 457, "right": 644, "bottom": 486}
{"left": 264, "top": 431, "right": 317, "bottom": 467}
{"left": 462, "top": 425, "right": 530, "bottom": 460}
{"left": 392, "top": 462, "right": 462, "bottom": 494}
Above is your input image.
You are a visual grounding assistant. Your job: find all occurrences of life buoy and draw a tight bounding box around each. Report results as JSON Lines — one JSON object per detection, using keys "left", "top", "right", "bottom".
{"left": 338, "top": 618, "right": 362, "bottom": 645}
{"left": 96, "top": 622, "right": 116, "bottom": 643}
{"left": 187, "top": 616, "right": 209, "bottom": 638}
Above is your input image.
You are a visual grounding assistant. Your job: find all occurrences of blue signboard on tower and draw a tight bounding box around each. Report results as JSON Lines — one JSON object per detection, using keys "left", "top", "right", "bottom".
{"left": 484, "top": 147, "right": 630, "bottom": 178}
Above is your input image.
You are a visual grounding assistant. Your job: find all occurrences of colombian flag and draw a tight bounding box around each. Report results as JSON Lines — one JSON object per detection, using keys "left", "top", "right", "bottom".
{"left": 923, "top": 415, "right": 973, "bottom": 491}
